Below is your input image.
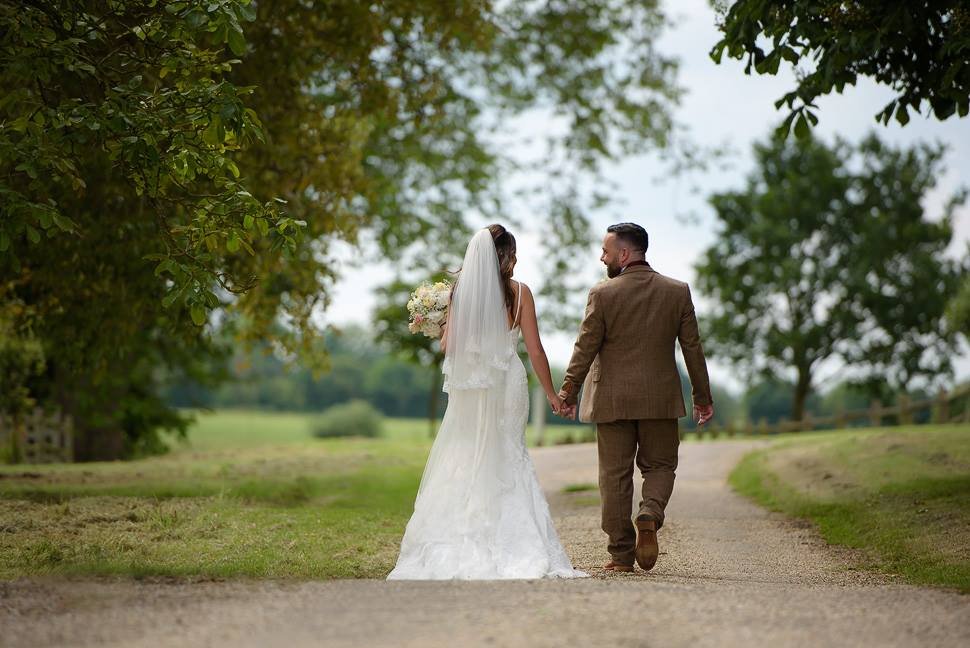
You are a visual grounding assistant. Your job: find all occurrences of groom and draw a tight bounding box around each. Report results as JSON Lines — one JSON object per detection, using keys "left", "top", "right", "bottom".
{"left": 558, "top": 222, "right": 714, "bottom": 573}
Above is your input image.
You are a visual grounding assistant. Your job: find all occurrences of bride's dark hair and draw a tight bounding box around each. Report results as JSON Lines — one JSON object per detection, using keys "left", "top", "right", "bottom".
{"left": 487, "top": 224, "right": 517, "bottom": 311}
{"left": 448, "top": 225, "right": 517, "bottom": 317}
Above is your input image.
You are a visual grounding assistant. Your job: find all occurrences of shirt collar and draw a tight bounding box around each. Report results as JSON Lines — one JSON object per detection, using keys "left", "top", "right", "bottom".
{"left": 620, "top": 260, "right": 650, "bottom": 274}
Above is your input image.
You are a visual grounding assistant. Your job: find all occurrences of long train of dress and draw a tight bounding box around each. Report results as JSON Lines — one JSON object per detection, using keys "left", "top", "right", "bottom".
{"left": 387, "top": 322, "right": 588, "bottom": 580}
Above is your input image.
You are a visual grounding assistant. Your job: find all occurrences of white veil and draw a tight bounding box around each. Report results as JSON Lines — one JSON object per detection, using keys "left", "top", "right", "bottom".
{"left": 387, "top": 226, "right": 589, "bottom": 580}
{"left": 395, "top": 227, "right": 516, "bottom": 568}
{"left": 441, "top": 228, "right": 511, "bottom": 392}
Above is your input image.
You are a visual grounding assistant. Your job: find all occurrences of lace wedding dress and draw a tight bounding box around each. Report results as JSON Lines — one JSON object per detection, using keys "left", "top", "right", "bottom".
{"left": 387, "top": 231, "right": 588, "bottom": 581}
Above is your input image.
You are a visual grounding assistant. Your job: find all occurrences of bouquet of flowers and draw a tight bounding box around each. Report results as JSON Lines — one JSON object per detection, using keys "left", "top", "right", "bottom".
{"left": 407, "top": 280, "right": 452, "bottom": 338}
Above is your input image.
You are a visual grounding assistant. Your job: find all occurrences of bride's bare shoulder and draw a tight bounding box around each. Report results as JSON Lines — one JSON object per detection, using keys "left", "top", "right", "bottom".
{"left": 513, "top": 280, "right": 532, "bottom": 297}
{"left": 512, "top": 280, "right": 534, "bottom": 305}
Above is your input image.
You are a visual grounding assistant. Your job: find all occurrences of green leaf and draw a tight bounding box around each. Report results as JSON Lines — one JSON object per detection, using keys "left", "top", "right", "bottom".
{"left": 227, "top": 28, "right": 246, "bottom": 56}
{"left": 154, "top": 259, "right": 177, "bottom": 276}
{"left": 227, "top": 233, "right": 240, "bottom": 252}
{"left": 0, "top": 231, "right": 9, "bottom": 251}
{"left": 709, "top": 42, "right": 726, "bottom": 64}
{"left": 895, "top": 104, "right": 910, "bottom": 126}
{"left": 52, "top": 213, "right": 76, "bottom": 232}
{"left": 793, "top": 113, "right": 810, "bottom": 140}
{"left": 190, "top": 304, "right": 206, "bottom": 326}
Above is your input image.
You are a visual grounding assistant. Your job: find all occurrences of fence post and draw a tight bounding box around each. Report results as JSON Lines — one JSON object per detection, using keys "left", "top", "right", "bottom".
{"left": 835, "top": 407, "right": 847, "bottom": 430}
{"left": 63, "top": 412, "right": 74, "bottom": 462}
{"left": 869, "top": 399, "right": 882, "bottom": 427}
{"left": 802, "top": 411, "right": 813, "bottom": 433}
{"left": 934, "top": 388, "right": 949, "bottom": 424}
{"left": 758, "top": 418, "right": 768, "bottom": 436}
{"left": 897, "top": 393, "right": 912, "bottom": 426}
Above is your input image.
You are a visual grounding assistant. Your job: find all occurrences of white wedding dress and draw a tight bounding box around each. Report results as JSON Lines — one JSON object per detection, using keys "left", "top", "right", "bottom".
{"left": 387, "top": 231, "right": 587, "bottom": 581}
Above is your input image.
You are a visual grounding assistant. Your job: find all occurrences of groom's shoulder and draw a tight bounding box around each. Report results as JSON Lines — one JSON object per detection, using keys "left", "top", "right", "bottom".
{"left": 628, "top": 270, "right": 690, "bottom": 304}
{"left": 651, "top": 270, "right": 689, "bottom": 292}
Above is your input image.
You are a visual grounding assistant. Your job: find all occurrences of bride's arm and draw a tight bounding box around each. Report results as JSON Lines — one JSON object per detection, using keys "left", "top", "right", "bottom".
{"left": 517, "top": 284, "right": 563, "bottom": 412}
{"left": 439, "top": 318, "right": 449, "bottom": 353}
{"left": 439, "top": 285, "right": 455, "bottom": 354}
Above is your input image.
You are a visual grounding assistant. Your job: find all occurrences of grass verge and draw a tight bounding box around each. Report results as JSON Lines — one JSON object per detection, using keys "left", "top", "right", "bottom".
{"left": 0, "top": 409, "right": 596, "bottom": 580}
{"left": 729, "top": 424, "right": 970, "bottom": 593}
{"left": 0, "top": 412, "right": 436, "bottom": 579}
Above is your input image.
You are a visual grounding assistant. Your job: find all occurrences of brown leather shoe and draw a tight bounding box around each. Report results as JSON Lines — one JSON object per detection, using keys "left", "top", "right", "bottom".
{"left": 602, "top": 560, "right": 634, "bottom": 573}
{"left": 635, "top": 517, "right": 659, "bottom": 571}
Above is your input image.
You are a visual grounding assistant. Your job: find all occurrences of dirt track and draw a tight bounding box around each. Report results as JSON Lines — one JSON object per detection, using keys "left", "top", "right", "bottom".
{"left": 2, "top": 440, "right": 969, "bottom": 648}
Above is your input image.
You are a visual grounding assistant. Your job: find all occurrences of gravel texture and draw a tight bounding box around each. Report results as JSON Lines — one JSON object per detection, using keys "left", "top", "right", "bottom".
{"left": 2, "top": 439, "right": 968, "bottom": 648}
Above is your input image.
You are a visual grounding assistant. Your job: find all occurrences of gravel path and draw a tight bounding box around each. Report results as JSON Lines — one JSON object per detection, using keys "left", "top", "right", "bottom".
{"left": 2, "top": 439, "right": 968, "bottom": 647}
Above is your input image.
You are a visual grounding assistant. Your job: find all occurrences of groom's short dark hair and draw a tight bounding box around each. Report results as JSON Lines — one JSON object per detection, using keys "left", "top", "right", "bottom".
{"left": 607, "top": 222, "right": 648, "bottom": 253}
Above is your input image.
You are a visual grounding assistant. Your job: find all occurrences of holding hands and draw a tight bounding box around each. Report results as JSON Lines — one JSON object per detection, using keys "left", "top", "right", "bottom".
{"left": 547, "top": 392, "right": 577, "bottom": 420}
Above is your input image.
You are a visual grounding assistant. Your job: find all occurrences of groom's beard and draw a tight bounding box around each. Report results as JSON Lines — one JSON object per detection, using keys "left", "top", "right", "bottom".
{"left": 606, "top": 261, "right": 622, "bottom": 278}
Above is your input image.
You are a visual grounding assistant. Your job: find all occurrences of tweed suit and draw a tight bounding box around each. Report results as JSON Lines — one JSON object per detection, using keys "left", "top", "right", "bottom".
{"left": 559, "top": 262, "right": 713, "bottom": 565}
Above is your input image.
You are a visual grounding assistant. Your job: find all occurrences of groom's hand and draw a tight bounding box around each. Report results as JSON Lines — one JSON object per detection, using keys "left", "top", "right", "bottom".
{"left": 693, "top": 403, "right": 714, "bottom": 426}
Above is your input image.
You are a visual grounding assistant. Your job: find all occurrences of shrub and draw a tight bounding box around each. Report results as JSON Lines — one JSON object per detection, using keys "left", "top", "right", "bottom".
{"left": 310, "top": 400, "right": 383, "bottom": 439}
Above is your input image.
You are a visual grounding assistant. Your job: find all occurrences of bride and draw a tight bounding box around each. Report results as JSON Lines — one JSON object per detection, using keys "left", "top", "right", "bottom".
{"left": 387, "top": 225, "right": 588, "bottom": 580}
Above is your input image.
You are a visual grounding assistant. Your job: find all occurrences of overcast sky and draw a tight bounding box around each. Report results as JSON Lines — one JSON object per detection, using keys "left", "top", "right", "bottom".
{"left": 320, "top": 0, "right": 970, "bottom": 395}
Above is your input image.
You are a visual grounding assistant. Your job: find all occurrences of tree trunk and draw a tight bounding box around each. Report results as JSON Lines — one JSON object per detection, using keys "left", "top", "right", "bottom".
{"left": 52, "top": 361, "right": 126, "bottom": 462}
{"left": 791, "top": 366, "right": 812, "bottom": 422}
{"left": 74, "top": 424, "right": 126, "bottom": 462}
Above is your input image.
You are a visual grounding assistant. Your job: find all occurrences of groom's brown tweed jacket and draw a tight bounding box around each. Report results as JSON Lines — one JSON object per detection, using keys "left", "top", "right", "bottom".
{"left": 559, "top": 263, "right": 713, "bottom": 423}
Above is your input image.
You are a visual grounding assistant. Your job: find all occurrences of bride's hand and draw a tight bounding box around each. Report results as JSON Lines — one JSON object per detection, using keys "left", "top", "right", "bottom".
{"left": 547, "top": 393, "right": 565, "bottom": 415}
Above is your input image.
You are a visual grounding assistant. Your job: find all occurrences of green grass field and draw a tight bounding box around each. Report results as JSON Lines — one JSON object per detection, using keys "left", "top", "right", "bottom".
{"left": 0, "top": 409, "right": 589, "bottom": 580}
{"left": 730, "top": 424, "right": 970, "bottom": 593}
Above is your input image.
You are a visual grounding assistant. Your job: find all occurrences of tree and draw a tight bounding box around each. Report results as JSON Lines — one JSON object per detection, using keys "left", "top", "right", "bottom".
{"left": 0, "top": 0, "right": 302, "bottom": 459}
{"left": 695, "top": 132, "right": 967, "bottom": 421}
{"left": 372, "top": 277, "right": 450, "bottom": 436}
{"left": 948, "top": 273, "right": 970, "bottom": 336}
{"left": 710, "top": 2, "right": 970, "bottom": 136}
{"left": 227, "top": 0, "right": 686, "bottom": 349}
{"left": 741, "top": 378, "right": 818, "bottom": 425}
{"left": 3, "top": 0, "right": 684, "bottom": 459}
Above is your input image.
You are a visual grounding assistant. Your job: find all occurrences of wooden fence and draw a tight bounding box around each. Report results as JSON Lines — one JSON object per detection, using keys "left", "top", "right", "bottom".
{"left": 0, "top": 407, "right": 74, "bottom": 464}
{"left": 684, "top": 384, "right": 970, "bottom": 440}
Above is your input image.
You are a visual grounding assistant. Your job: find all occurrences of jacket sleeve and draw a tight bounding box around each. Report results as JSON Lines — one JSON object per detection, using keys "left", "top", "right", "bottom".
{"left": 559, "top": 287, "right": 606, "bottom": 405}
{"left": 678, "top": 284, "right": 713, "bottom": 407}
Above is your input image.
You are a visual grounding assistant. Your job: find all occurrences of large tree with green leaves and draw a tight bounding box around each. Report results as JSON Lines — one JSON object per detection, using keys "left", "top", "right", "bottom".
{"left": 948, "top": 275, "right": 970, "bottom": 336}
{"left": 228, "top": 0, "right": 684, "bottom": 343}
{"left": 2, "top": 1, "right": 684, "bottom": 459}
{"left": 1, "top": 0, "right": 304, "bottom": 459}
{"left": 695, "top": 132, "right": 967, "bottom": 421}
{"left": 710, "top": 1, "right": 970, "bottom": 136}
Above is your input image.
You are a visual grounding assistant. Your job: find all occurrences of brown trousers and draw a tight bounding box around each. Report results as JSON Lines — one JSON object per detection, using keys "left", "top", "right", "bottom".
{"left": 596, "top": 418, "right": 679, "bottom": 565}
